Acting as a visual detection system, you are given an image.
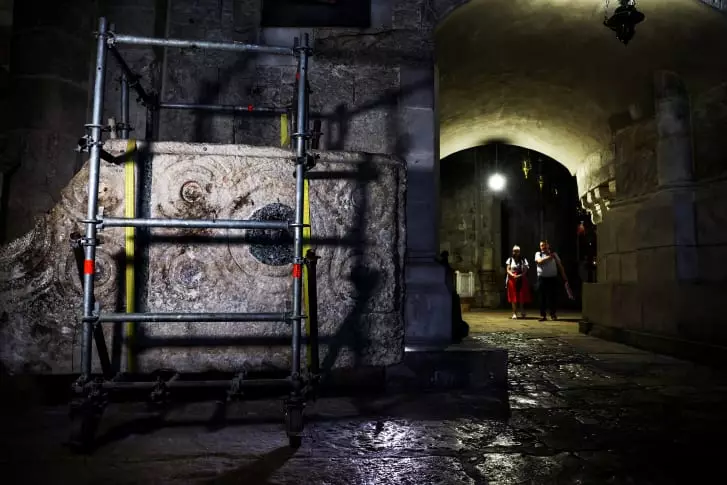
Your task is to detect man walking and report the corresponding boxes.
[534,240,568,321]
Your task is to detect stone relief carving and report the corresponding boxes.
[0,141,406,375]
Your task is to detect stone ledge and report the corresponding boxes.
[579,320,727,369]
[385,346,508,391]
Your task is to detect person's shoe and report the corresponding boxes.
[511,314,518,319]
[538,316,547,322]
[550,314,558,321]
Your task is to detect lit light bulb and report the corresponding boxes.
[488,173,506,192]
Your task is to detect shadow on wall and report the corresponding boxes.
[1,49,420,375]
[191,56,254,143]
[119,155,390,377]
[171,60,430,154]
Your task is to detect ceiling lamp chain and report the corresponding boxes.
[603,0,646,46]
[522,149,531,179]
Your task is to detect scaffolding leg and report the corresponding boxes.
[120,74,130,139]
[305,249,320,378]
[70,16,109,453]
[285,34,311,449]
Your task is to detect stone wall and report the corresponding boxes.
[0,0,11,227]
[99,0,427,152]
[583,76,727,349]
[0,0,97,241]
[0,140,406,374]
[693,83,727,181]
[1,0,457,349]
[438,151,501,307]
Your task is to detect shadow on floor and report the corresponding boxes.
[200,446,298,485]
[79,388,511,453]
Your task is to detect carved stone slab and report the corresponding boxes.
[0,141,406,374]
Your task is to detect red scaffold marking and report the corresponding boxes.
[296,72,300,80]
[83,259,95,275]
[247,104,253,111]
[292,263,302,279]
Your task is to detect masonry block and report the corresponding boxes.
[0,141,406,374]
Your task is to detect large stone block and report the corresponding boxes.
[613,119,658,197]
[612,284,642,330]
[695,180,727,246]
[697,245,727,283]
[636,246,677,284]
[692,83,727,181]
[601,253,621,283]
[635,198,675,249]
[585,280,727,348]
[582,283,613,328]
[620,251,638,283]
[612,206,639,253]
[0,141,406,374]
[595,215,616,255]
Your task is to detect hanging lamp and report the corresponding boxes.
[603,0,645,46]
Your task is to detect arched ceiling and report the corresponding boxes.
[435,0,727,172]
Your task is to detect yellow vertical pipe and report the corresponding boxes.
[124,139,137,373]
[302,177,311,368]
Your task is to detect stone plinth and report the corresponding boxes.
[0,141,406,374]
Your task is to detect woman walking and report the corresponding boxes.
[505,245,532,319]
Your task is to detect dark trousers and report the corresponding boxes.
[538,276,558,317]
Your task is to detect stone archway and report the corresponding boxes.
[435,0,727,175]
[423,0,727,354]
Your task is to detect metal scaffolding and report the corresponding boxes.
[69,17,320,451]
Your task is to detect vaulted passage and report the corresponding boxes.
[435,0,727,172]
[435,0,727,357]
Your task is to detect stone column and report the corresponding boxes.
[654,70,697,282]
[0,0,11,240]
[1,0,95,241]
[655,71,694,187]
[398,65,452,345]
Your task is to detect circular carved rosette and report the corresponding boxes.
[61,163,124,222]
[152,245,229,303]
[152,155,232,220]
[0,219,54,298]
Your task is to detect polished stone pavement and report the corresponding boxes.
[2,311,726,484]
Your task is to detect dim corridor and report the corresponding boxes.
[2,312,726,484]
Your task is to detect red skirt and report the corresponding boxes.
[507,275,532,304]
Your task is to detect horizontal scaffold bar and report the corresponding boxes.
[109,34,294,56]
[97,312,290,323]
[93,378,292,390]
[159,102,287,114]
[101,217,289,230]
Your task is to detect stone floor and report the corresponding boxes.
[2,311,727,484]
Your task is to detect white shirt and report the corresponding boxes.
[505,257,529,274]
[535,251,560,278]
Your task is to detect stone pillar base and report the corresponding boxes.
[583,282,727,354]
[405,258,453,346]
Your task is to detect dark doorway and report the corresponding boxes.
[439,144,594,311]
